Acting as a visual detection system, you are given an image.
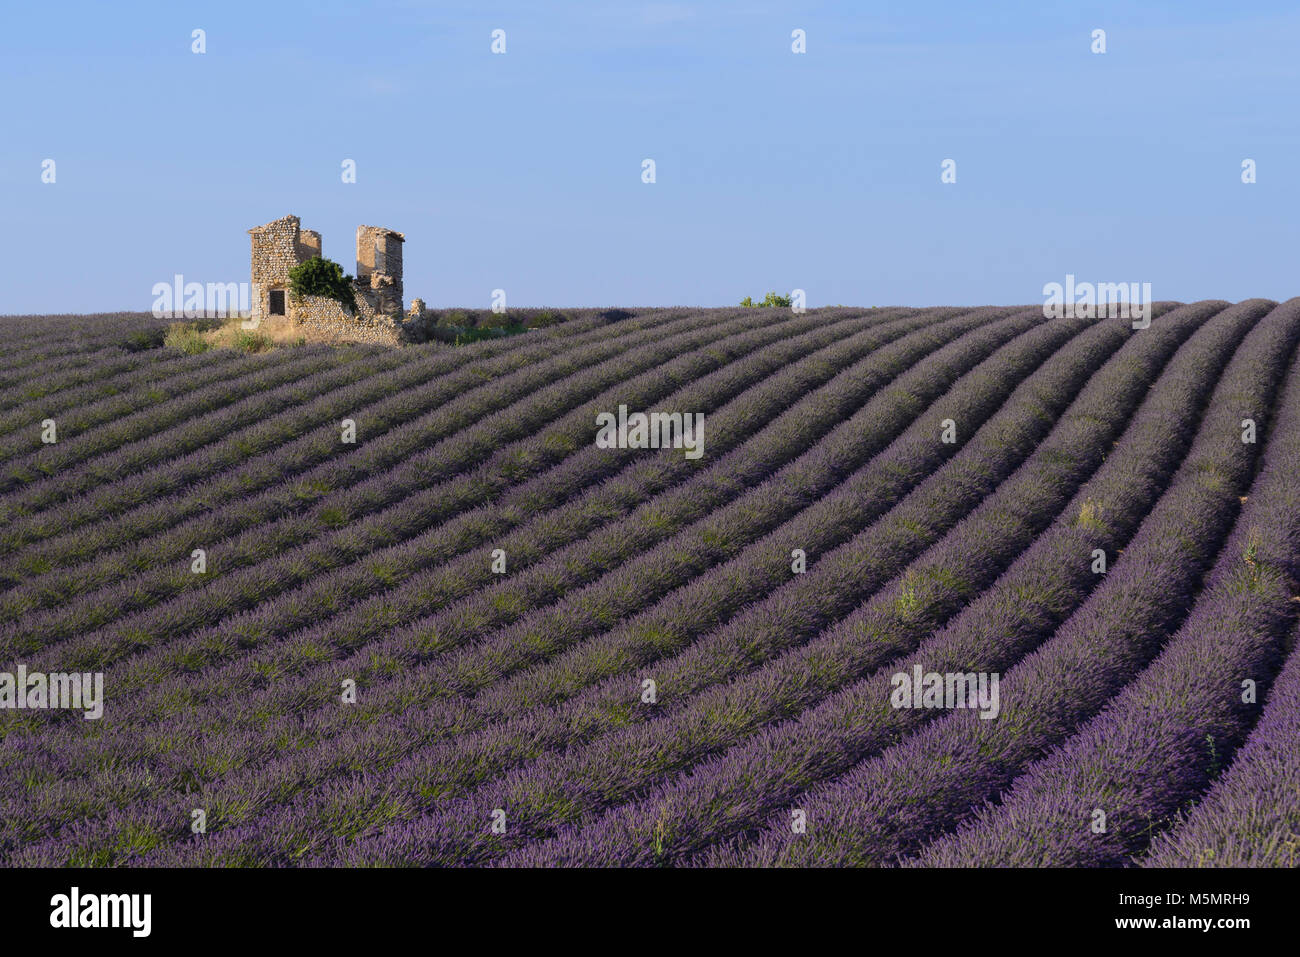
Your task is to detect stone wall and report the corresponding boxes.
[355,225,404,315]
[289,293,405,347]
[250,215,300,283]
[249,214,304,322]
[297,229,322,262]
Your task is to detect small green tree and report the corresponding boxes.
[740,292,792,308]
[289,256,357,312]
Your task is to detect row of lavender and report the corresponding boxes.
[706,297,1300,866]
[0,308,917,669]
[0,304,1190,858]
[7,306,822,638]
[11,307,967,716]
[915,300,1300,866]
[2,302,1298,866]
[492,299,1272,867]
[1,309,744,642]
[0,312,175,379]
[2,305,1017,857]
[0,306,704,563]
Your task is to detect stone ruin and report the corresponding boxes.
[354,225,405,316]
[248,214,418,345]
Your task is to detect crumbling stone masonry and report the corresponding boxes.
[248,215,304,322]
[355,225,405,315]
[248,214,411,345]
[290,294,405,347]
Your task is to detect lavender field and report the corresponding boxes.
[2,303,1298,869]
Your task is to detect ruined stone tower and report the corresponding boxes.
[248,215,410,325]
[248,214,311,322]
[355,225,405,316]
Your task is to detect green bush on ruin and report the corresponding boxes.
[288,256,357,312]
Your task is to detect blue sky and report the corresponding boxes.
[2,0,1298,313]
